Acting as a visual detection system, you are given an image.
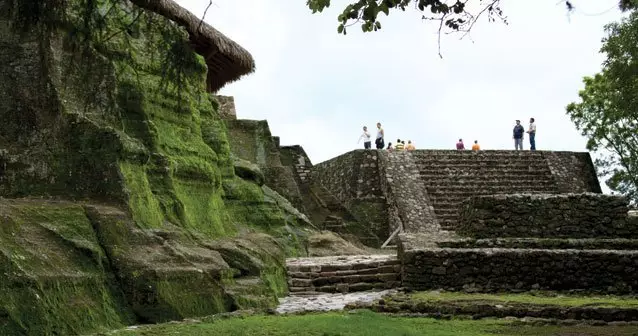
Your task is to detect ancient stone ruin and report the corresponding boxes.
[1,0,637,334]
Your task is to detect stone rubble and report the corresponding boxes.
[275,290,396,314]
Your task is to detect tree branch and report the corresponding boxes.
[196,0,213,34]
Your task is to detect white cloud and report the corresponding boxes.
[177,0,623,169]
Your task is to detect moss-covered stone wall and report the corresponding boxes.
[0,0,313,334]
[225,119,306,214]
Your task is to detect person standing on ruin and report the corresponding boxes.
[527,117,537,150]
[513,120,525,150]
[406,140,415,150]
[456,139,465,150]
[357,126,372,149]
[375,122,385,149]
[472,140,480,151]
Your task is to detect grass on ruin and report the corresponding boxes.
[108,310,638,336]
[409,290,638,308]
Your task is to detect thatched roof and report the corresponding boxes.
[129,0,255,92]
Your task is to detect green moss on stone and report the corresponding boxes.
[0,201,133,335]
[0,0,317,333]
[119,161,164,229]
[173,178,235,237]
[153,277,230,321]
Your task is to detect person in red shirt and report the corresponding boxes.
[456,139,465,150]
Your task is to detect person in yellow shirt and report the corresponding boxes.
[394,139,405,150]
[472,140,480,151]
[406,140,415,151]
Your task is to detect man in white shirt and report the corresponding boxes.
[357,126,372,149]
[527,117,537,150]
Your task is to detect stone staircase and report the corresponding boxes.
[413,151,559,231]
[285,255,401,295]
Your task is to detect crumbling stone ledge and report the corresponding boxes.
[458,193,633,238]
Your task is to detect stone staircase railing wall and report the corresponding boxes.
[543,151,602,194]
[280,145,313,187]
[279,146,366,240]
[312,151,389,246]
[378,151,440,235]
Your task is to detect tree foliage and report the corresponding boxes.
[566,10,638,204]
[306,0,637,55]
[306,0,507,37]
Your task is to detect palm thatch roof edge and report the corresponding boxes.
[129,0,255,92]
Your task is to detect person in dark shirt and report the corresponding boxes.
[513,120,525,150]
[456,139,465,150]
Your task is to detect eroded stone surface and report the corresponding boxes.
[287,254,397,268]
[276,290,396,314]
[286,254,400,294]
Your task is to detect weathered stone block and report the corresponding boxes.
[458,193,633,238]
[401,247,638,293]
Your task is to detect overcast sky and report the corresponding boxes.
[177,0,623,165]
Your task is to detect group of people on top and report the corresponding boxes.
[358,123,416,151]
[454,118,537,151]
[455,139,481,151]
[513,118,537,151]
[356,118,537,151]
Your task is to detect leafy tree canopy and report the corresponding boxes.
[306,0,636,47]
[566,10,638,204]
[306,0,506,38]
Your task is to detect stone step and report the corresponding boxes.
[414,155,548,161]
[433,213,458,220]
[428,193,557,204]
[418,170,552,177]
[424,184,557,191]
[286,255,399,273]
[286,255,401,294]
[290,281,401,294]
[419,175,554,182]
[412,152,545,158]
[416,162,550,169]
[423,180,557,188]
[426,186,557,194]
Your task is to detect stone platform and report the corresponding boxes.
[285,255,401,294]
[398,193,638,294]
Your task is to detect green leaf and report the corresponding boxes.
[380,3,389,15]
